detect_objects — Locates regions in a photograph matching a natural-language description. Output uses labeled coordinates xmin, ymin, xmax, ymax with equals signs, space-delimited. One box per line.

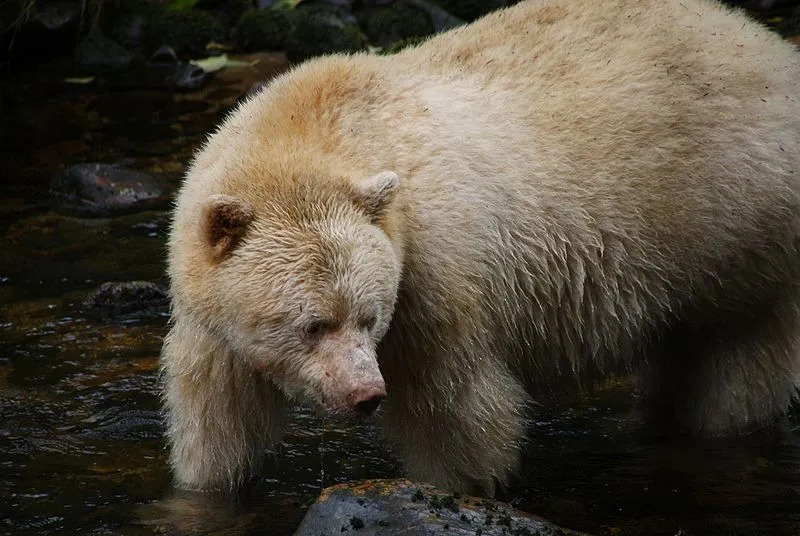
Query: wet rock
xmin=145 ymin=46 xmax=208 ymax=90
xmin=83 ymin=281 xmax=169 ymax=314
xmin=50 ymin=163 xmax=171 ymax=217
xmin=285 ymin=4 xmax=367 ymax=63
xmin=105 ymin=47 xmax=208 ymax=91
xmin=357 ymin=1 xmax=435 ymax=47
xmin=233 ymin=8 xmax=292 ymax=52
xmin=75 ymin=29 xmax=133 ymax=73
xmin=295 ymin=479 xmax=588 ymax=535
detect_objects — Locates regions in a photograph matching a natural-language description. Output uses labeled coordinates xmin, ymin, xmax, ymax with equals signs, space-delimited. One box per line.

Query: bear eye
xmin=302 ymin=319 xmax=331 ymax=338
xmin=360 ymin=315 xmax=377 ymax=332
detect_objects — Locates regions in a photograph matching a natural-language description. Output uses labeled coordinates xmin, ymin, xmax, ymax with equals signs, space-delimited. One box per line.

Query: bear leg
xmin=647 ymin=300 xmax=800 ymax=436
xmin=380 ymin=363 xmax=529 ymax=496
xmin=161 ymin=317 xmax=287 ymax=491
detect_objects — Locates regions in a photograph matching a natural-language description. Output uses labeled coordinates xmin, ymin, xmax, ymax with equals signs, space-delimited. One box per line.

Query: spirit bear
xmin=162 ymin=0 xmax=800 ymax=494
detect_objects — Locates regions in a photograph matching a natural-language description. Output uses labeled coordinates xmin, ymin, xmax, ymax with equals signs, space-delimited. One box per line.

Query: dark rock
xmin=407 ymin=0 xmax=465 ymax=32
xmin=146 ymin=8 xmax=225 ymax=57
xmin=379 ymin=35 xmax=428 ymax=55
xmin=167 ymin=62 xmax=208 ymax=90
xmin=83 ymin=281 xmax=169 ymax=314
xmin=295 ymin=479 xmax=589 ymax=535
xmin=150 ymin=45 xmax=179 ymax=64
xmin=197 ymin=0 xmax=251 ymax=29
xmin=30 ymin=0 xmax=82 ymax=31
xmin=285 ymin=4 xmax=367 ymax=63
xmin=50 ymin=163 xmax=171 ymax=217
xmin=147 ymin=46 xmax=208 ymax=90
xmin=357 ymin=1 xmax=435 ymax=47
xmin=75 ymin=28 xmax=133 ymax=73
xmin=106 ymin=47 xmax=208 ymax=90
xmin=1 ymin=0 xmax=82 ymax=64
xmin=433 ymin=0 xmax=512 ymax=22
xmin=233 ymin=8 xmax=292 ymax=52
xmin=99 ymin=0 xmax=165 ymax=50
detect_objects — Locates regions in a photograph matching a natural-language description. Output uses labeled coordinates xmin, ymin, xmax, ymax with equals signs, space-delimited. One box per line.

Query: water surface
xmin=1 ymin=53 xmax=798 ymax=536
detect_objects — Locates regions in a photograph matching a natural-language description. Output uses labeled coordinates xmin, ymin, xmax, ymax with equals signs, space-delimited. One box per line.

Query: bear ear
xmin=353 ymin=171 xmax=399 ymax=222
xmin=202 ymin=194 xmax=254 ymax=261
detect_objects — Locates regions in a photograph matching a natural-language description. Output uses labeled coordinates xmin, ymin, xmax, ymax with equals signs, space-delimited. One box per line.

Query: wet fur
xmin=162 ymin=0 xmax=800 ymax=493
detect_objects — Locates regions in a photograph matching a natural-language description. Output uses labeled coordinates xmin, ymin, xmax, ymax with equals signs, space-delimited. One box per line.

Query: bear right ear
xmin=202 ymin=194 xmax=254 ymax=261
xmin=352 ymin=171 xmax=399 ymax=222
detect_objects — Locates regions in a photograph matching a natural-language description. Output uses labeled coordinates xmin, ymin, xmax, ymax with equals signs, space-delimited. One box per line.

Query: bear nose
xmin=348 ymin=386 xmax=387 ymax=416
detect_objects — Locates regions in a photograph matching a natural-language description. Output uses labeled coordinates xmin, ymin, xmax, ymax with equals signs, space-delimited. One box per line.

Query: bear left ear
xmin=203 ymin=194 xmax=254 ymax=261
xmin=353 ymin=171 xmax=399 ymax=221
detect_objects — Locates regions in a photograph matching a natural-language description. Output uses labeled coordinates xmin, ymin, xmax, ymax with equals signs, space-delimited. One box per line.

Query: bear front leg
xmin=161 ymin=317 xmax=287 ymax=491
xmin=379 ymin=362 xmax=529 ymax=496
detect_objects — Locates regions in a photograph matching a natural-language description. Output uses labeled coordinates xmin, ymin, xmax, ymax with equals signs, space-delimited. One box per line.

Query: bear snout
xmin=346 ymin=384 xmax=387 ymax=416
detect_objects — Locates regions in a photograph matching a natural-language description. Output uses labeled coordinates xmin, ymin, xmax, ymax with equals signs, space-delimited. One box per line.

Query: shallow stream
xmin=1 ymin=54 xmax=798 ymax=536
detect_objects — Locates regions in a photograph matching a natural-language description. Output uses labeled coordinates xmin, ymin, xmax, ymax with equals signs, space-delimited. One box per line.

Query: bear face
xmin=177 ymin=170 xmax=402 ymax=419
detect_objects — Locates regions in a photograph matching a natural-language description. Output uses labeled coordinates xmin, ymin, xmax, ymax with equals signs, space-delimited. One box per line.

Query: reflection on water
xmin=1 ymin=54 xmax=799 ymax=536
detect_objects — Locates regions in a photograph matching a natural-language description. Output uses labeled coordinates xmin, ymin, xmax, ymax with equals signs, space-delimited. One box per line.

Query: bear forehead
xmin=236 ymin=216 xmax=385 ymax=289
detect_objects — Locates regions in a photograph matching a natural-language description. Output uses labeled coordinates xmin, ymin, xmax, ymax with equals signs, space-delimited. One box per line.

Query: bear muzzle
xmin=328 ymin=346 xmax=387 ymax=418
xmin=346 ymin=383 xmax=387 ymax=416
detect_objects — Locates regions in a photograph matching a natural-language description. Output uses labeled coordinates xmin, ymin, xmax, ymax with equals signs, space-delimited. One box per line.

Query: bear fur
xmin=162 ymin=0 xmax=800 ymax=494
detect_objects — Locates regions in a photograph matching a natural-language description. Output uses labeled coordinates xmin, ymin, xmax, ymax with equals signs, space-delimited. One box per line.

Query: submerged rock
xmin=83 ymin=281 xmax=168 ymax=314
xmin=295 ymin=479 xmax=588 ymax=535
xmin=51 ymin=163 xmax=171 ymax=217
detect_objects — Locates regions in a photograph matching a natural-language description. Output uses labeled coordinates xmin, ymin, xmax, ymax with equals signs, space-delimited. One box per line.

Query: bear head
xmin=170 ymin=167 xmax=403 ymax=419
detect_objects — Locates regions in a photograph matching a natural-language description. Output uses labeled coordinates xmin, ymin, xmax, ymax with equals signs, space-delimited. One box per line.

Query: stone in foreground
xmin=295 ymin=479 xmax=588 ymax=535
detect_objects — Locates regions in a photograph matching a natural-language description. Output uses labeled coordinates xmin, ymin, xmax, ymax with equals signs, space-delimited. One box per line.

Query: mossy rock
xmin=233 ymin=8 xmax=292 ymax=52
xmin=357 ymin=1 xmax=435 ymax=47
xmin=285 ymin=5 xmax=368 ymax=63
xmin=146 ymin=9 xmax=225 ymax=57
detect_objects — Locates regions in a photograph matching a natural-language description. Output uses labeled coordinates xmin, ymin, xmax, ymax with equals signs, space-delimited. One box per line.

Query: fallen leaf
xmin=64 ymin=76 xmax=95 ymax=84
xmin=190 ymin=54 xmax=259 ymax=73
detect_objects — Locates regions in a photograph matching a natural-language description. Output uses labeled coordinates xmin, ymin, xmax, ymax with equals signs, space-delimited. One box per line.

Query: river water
xmin=1 ymin=53 xmax=798 ymax=536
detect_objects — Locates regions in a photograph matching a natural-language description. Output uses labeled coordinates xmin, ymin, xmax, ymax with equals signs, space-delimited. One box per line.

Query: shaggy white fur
xmin=162 ymin=0 xmax=800 ymax=494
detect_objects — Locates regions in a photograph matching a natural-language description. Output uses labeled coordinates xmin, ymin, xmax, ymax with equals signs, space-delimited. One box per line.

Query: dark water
xmin=1 ymin=53 xmax=799 ymax=536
